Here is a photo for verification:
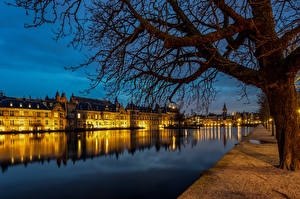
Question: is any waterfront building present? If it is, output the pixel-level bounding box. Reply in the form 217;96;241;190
128;103;177;129
0;92;178;132
0;95;67;132
67;95;131;130
184;104;261;126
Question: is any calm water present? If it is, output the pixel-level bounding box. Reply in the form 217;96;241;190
0;127;252;199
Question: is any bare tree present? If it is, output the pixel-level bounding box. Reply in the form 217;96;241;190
9;0;300;170
257;93;270;125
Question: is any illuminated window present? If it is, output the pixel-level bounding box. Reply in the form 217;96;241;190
0;120;3;125
0;111;3;116
77;113;81;119
20;111;24;116
28;104;31;108
37;104;40;109
54;112;58;118
20;120;25;125
19;103;22;107
10;102;13;107
95;114;98;119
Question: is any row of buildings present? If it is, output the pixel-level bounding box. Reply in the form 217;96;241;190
184;103;261;126
0;91;178;132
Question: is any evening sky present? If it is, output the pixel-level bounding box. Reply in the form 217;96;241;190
0;3;259;114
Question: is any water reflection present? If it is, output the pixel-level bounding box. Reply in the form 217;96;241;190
0;127;252;173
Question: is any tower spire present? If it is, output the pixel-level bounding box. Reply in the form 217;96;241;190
55;90;61;102
222;103;227;120
223;103;227;110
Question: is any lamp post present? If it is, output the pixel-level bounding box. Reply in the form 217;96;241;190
269;118;274;136
297;108;300;125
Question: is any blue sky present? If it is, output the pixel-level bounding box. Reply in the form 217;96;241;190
0;3;259;114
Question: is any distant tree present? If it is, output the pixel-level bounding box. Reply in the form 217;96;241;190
257;93;270;126
10;0;300;170
174;110;185;128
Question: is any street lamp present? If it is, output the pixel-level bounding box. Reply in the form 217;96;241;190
269;118;274;136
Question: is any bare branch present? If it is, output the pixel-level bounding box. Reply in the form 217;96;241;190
279;23;300;48
284;46;300;73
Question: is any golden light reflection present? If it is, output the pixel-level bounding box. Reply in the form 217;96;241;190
78;139;82;158
0;133;66;166
172;136;176;151
105;138;109;154
0;127;246;170
238;127;242;140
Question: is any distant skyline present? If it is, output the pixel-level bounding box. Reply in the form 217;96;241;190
0;3;260;114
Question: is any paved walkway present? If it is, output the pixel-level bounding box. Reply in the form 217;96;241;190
179;125;300;199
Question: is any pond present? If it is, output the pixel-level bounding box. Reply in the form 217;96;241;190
0;127;253;199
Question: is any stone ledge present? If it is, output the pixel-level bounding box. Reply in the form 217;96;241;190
179;125;300;199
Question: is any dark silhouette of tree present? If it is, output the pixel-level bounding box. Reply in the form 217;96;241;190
9;0;300;170
257;93;270;127
174;110;185;128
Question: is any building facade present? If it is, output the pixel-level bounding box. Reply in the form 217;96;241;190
185;104;261;126
0;92;177;132
0;96;67;132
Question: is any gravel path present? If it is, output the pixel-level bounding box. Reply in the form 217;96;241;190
179;125;300;199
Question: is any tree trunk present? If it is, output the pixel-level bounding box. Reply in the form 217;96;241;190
266;78;300;170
